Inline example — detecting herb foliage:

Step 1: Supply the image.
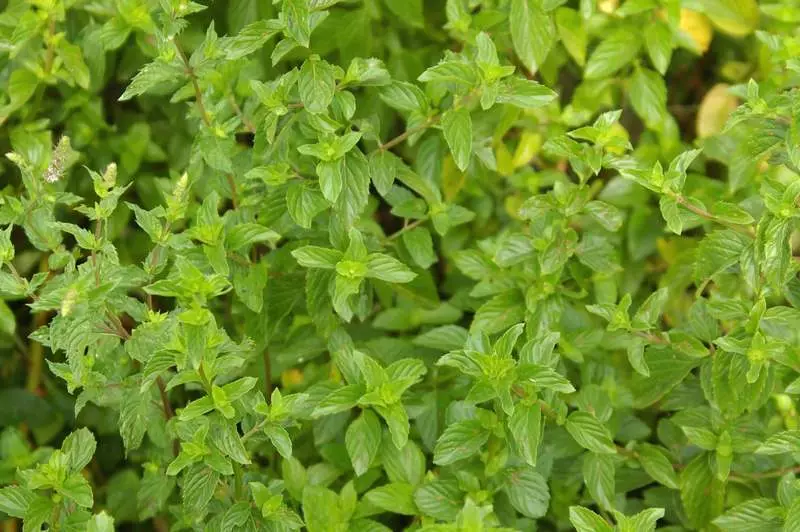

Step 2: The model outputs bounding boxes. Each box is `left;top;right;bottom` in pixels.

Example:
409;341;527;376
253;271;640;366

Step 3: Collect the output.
1;0;799;530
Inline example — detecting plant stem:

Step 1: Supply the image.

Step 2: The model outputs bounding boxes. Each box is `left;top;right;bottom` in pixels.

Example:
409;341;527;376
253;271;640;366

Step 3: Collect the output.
233;463;244;500
91;219;102;286
633;330;670;345
734;465;800;480
377;116;439;152
228;93;255;133
226;174;239;209
241;419;266;443
156;376;180;456
174;41;211;127
675;195;755;237
263;349;272;398
387;217;428;241
198;363;213;394
25;255;50;394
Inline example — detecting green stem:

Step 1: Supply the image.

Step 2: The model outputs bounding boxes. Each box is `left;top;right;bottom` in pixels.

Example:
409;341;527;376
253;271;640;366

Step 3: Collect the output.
263;349;272;398
675;195;755;237
91;219;102;287
241;419;266;443
174;41;211;127
377;116;439;153
233;463;244;500
386;217;429;241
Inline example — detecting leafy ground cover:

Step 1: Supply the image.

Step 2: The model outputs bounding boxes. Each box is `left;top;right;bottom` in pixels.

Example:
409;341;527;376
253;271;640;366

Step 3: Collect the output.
1;0;800;530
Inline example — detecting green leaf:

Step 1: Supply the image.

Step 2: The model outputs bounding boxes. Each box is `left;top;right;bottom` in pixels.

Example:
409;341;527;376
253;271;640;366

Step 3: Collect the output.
223;20;281;59
632;287;669;329
496;78;557;109
637;443;679;489
510;0;556;73
345;410;382;476
680;454;725;528
382;439;426;486
287;182;328;229
87;512;116;532
0;486;35;518
364;482;417;515
659;196;683;235
442;107;472;172
61;428;96;473
376;402;411;449
6;69;39;110
414;480;462;521
365;254;417;283
264;424;293;459
517;364;575;393
314;384;365;417
227;223;280;250
120;60;182;101
0;271;26;298
615;508;665;532
712;498;782;531
343;57;391;87
414;325;469;351
418;61;478;87
565;412;617;454
299;56;337;114
120;391;156;454
570;506;614;532
303;486;346;532
694;229;750;281
59;473;94;508
283;0;311;47
629;67;667;129
292;246;343;269
402;227;436;269
369;150;398;196
382;0;425;28
710;201;755;225
785;498;800;532
56;41;90;89
508;402;542;467
380;82;427;113
584;31;641;80
583;453;615;511
433;420;489;465
471;291;525;334
645;20;673;74
23;495;54;532
756;431;800;455
503;467;550;518
183;465;220;511
555;8;587;66
585;201;623;232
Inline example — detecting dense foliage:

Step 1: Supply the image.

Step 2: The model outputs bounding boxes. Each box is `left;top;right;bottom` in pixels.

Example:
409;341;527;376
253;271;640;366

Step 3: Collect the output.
1;0;800;530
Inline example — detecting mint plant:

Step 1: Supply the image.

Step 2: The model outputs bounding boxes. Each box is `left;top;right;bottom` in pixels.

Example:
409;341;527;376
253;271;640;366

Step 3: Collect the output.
1;0;800;530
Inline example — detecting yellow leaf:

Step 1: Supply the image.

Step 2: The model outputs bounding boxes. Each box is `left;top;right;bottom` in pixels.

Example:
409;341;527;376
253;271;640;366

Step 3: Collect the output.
656;237;680;266
598;0;618;14
505;195;526;220
281;368;304;388
696;83;738;138
679;9;713;54
696;0;758;37
511;131;542;169
605;123;630;156
496;142;515;177
442;155;466;201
